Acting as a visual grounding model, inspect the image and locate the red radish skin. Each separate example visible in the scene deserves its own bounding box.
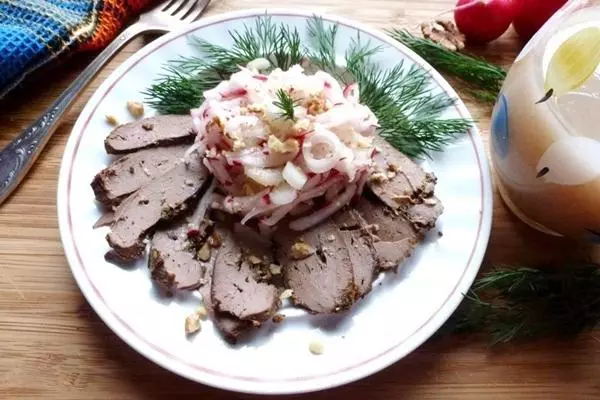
[513,0,568,41]
[454,0,516,44]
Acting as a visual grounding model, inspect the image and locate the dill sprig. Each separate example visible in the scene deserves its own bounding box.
[388,29,507,103]
[144,17,305,114]
[310,18,471,158]
[144,16,471,158]
[273,89,298,121]
[444,264,600,345]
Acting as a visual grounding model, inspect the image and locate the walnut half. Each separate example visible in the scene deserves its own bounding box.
[420,19,466,52]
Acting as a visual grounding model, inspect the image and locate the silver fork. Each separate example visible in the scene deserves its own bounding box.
[0,0,211,205]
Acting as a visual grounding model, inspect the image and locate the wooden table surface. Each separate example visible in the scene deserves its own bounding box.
[1,1,599,399]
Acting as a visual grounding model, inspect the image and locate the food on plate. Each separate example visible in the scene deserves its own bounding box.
[91,63,444,342]
[104,115,196,154]
[105,151,209,261]
[92,144,189,206]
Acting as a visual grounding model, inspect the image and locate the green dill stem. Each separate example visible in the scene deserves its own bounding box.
[388,29,507,102]
[273,89,298,121]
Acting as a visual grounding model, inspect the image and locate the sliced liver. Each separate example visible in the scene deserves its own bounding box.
[105,115,196,154]
[106,152,209,260]
[92,144,188,206]
[275,221,358,314]
[369,135,437,210]
[210,226,280,322]
[149,218,213,293]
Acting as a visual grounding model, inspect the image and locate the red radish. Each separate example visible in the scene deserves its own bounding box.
[453,0,516,44]
[513,0,568,41]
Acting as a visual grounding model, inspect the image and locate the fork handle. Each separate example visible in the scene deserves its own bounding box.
[0,23,148,205]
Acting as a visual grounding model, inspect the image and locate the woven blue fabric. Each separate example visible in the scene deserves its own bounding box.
[0,0,101,97]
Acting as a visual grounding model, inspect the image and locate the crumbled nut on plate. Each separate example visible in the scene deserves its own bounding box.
[272,314,285,323]
[309,340,324,355]
[387,171,397,179]
[290,241,314,260]
[247,255,263,265]
[327,234,336,242]
[208,233,222,248]
[196,306,208,320]
[185,313,201,335]
[280,289,294,300]
[387,163,401,172]
[126,100,144,118]
[369,171,388,184]
[105,114,119,126]
[197,243,211,261]
[269,263,282,275]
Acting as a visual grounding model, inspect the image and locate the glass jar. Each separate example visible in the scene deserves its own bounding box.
[491,0,600,241]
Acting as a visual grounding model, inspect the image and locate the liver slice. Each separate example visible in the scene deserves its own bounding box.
[104,115,196,154]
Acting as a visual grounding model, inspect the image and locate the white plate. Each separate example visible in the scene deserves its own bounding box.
[57,9,493,395]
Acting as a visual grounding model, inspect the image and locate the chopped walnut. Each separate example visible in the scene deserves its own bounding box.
[126,101,144,118]
[293,119,311,133]
[247,255,263,265]
[290,241,314,260]
[369,171,389,184]
[306,94,327,115]
[105,114,119,126]
[269,263,282,275]
[309,340,324,355]
[197,243,211,261]
[208,233,222,248]
[272,314,285,323]
[142,121,154,131]
[267,135,299,154]
[387,163,401,172]
[387,171,397,179]
[355,135,372,148]
[420,19,466,52]
[392,195,414,204]
[185,313,201,335]
[280,289,294,300]
[196,306,208,320]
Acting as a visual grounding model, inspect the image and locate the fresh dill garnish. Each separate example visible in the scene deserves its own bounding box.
[443,264,600,344]
[273,89,298,121]
[310,17,471,158]
[144,16,305,114]
[388,29,507,103]
[144,15,472,158]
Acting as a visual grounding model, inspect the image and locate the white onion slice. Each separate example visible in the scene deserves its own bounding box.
[226,148,268,168]
[289,183,357,231]
[245,166,283,187]
[302,127,342,173]
[282,162,308,190]
[269,183,298,205]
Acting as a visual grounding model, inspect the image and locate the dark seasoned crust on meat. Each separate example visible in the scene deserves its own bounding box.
[106,152,209,260]
[92,144,188,206]
[105,115,196,154]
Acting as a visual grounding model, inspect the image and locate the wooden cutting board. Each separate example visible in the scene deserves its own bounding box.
[1,1,599,399]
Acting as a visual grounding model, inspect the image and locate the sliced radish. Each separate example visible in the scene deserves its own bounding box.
[282,161,308,190]
[289,183,357,231]
[343,83,359,102]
